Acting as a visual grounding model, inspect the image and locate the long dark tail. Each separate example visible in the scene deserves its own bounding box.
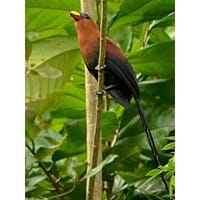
[135,98,169,191]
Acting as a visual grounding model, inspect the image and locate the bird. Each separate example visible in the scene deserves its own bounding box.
[70,11,168,191]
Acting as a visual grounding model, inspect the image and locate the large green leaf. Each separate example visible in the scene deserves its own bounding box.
[149,28,172,43]
[119,104,174,138]
[109,0,175,30]
[102,112,119,141]
[139,79,175,105]
[81,154,119,182]
[26,36,81,103]
[52,119,86,161]
[28,36,79,68]
[153,12,175,28]
[116,104,175,152]
[25,38,32,61]
[128,41,175,77]
[25,0,80,34]
[50,94,86,119]
[50,82,86,119]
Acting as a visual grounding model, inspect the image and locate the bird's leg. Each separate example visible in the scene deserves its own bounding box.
[95,90,105,96]
[95,65,106,95]
[95,64,107,72]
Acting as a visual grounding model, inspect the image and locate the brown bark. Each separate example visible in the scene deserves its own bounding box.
[80,1,102,200]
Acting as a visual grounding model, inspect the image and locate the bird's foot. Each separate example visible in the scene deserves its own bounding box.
[95,65,107,72]
[105,84,119,91]
[95,90,105,96]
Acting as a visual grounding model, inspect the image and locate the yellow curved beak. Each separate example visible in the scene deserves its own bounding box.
[70,11,81,21]
[70,11,80,16]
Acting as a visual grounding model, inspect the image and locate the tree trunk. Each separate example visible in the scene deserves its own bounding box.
[80,1,102,200]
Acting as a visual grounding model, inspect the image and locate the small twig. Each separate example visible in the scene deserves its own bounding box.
[26,143,64,200]
[143,21,153,47]
[111,128,119,147]
[104,179,114,200]
[48,180,78,199]
[95,0,101,25]
[86,0,107,200]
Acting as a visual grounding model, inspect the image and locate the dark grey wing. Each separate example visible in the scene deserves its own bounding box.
[106,55,140,98]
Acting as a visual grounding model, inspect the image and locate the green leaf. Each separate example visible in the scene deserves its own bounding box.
[146,168,162,177]
[112,174,127,194]
[102,112,119,141]
[118,104,175,142]
[25,36,81,109]
[50,93,85,119]
[26,0,80,35]
[81,154,119,181]
[132,177,167,198]
[26,92,63,115]
[165,136,175,141]
[25,38,32,61]
[153,12,175,28]
[109,0,175,30]
[35,147,57,161]
[27,36,78,69]
[52,119,86,161]
[128,41,175,78]
[169,175,175,198]
[26,175,46,190]
[109,26,134,52]
[141,168,163,188]
[130,22,150,53]
[118,171,147,184]
[26,49,81,103]
[162,142,175,151]
[33,67,63,79]
[25,112,40,139]
[62,154,87,179]
[34,129,63,150]
[66,157,84,180]
[139,79,175,105]
[149,27,172,43]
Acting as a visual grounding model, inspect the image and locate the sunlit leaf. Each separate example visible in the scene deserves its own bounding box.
[109,0,175,30]
[128,41,175,78]
[81,154,119,181]
[26,38,32,61]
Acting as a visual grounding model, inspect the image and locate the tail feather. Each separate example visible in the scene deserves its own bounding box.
[134,98,169,191]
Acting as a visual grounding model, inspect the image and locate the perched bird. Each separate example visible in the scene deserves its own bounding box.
[70,11,168,190]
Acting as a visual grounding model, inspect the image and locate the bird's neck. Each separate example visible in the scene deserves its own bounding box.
[75,21,100,65]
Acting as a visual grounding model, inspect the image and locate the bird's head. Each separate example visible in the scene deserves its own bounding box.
[69,11,99,38]
[70,11,91,22]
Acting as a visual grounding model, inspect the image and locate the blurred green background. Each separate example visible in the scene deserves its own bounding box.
[25,0,175,199]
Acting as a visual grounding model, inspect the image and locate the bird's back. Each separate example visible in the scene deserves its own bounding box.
[75,19,139,107]
[79,38,139,107]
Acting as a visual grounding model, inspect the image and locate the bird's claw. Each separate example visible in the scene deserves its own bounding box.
[105,84,119,91]
[95,90,105,96]
[95,65,107,71]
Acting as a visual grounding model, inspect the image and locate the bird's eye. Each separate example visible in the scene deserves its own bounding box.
[80,13,90,19]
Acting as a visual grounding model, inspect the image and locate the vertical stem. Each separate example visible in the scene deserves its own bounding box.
[80,1,102,200]
[143,21,152,47]
[104,92,109,111]
[87,0,107,200]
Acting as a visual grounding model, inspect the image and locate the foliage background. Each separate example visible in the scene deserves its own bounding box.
[25,0,175,199]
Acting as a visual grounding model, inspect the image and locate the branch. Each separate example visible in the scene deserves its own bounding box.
[26,143,64,200]
[48,180,78,199]
[143,21,153,47]
[86,0,107,200]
